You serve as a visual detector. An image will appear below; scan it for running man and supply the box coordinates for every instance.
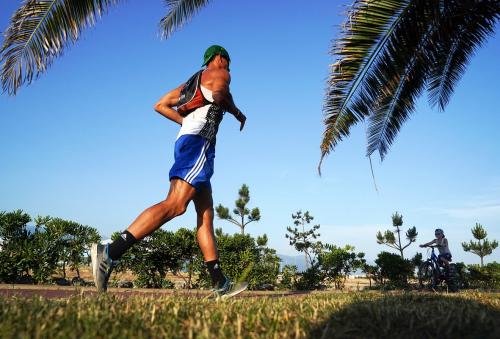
[420,228,452,266]
[91,45,247,298]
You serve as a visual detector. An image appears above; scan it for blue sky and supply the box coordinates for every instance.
[1,1,499,265]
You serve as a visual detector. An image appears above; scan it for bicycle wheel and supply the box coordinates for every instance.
[418,262,437,290]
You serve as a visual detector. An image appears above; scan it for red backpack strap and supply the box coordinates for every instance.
[177,70,208,116]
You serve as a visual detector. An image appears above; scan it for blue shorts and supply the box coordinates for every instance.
[169,134,215,191]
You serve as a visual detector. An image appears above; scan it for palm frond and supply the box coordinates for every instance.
[368,0,499,159]
[428,1,500,111]
[0,0,119,95]
[320,0,411,167]
[365,46,429,159]
[366,1,440,159]
[159,0,210,39]
[320,0,500,170]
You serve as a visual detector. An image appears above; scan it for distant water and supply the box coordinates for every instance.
[278,254,308,272]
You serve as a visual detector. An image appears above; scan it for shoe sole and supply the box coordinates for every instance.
[90,243,98,284]
[221,281,249,300]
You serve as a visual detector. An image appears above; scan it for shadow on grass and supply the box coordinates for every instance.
[307,293,500,339]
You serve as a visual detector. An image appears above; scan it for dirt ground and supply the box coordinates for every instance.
[65,266,372,290]
[0,266,371,299]
[0,284,316,299]
[0,282,370,300]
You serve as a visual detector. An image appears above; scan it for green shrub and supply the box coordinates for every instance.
[0,210,33,283]
[319,245,365,289]
[195,229,280,290]
[1,210,100,284]
[375,251,413,288]
[279,265,298,289]
[295,264,324,290]
[117,229,187,288]
[467,262,500,289]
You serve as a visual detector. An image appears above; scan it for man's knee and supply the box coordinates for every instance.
[160,200,187,218]
[165,200,187,218]
[196,204,214,216]
[175,204,188,217]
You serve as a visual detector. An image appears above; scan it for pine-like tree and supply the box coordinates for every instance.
[285,211,322,269]
[462,223,498,267]
[215,184,260,235]
[376,212,417,259]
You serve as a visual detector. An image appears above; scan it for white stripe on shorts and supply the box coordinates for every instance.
[184,140,209,184]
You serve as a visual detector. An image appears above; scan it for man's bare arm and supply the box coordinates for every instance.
[154,84,184,125]
[210,70,246,131]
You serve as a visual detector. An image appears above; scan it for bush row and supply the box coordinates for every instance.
[1,210,498,290]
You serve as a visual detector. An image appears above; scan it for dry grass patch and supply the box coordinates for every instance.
[0,291,498,338]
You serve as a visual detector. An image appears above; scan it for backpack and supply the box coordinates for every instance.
[177,70,209,116]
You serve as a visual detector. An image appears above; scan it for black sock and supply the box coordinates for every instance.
[108,230,137,261]
[206,259,226,288]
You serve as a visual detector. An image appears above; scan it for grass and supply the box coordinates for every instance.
[0,291,498,338]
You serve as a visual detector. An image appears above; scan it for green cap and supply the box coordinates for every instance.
[202,45,230,71]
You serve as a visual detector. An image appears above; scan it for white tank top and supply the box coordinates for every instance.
[177,84,224,142]
[437,238,451,255]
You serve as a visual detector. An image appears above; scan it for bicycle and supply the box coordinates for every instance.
[418,245,459,292]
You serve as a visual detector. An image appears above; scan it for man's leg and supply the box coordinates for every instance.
[91,179,196,293]
[128,179,196,239]
[193,187,249,298]
[193,186,225,288]
[108,179,196,261]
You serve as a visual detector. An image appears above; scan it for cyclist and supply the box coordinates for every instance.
[420,228,452,266]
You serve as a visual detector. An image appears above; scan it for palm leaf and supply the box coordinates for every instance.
[1,0,119,95]
[366,1,440,159]
[159,0,210,39]
[320,0,412,171]
[367,0,499,159]
[427,1,500,111]
[320,0,500,170]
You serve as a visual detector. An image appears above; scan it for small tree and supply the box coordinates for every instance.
[376,212,417,259]
[319,244,365,289]
[279,265,298,289]
[120,229,181,288]
[29,230,61,284]
[375,251,413,287]
[0,210,100,284]
[462,223,498,267]
[295,265,324,290]
[172,227,199,289]
[285,211,322,269]
[29,216,62,284]
[254,234,281,289]
[215,184,260,235]
[195,229,280,290]
[66,223,100,279]
[361,263,380,289]
[467,262,500,289]
[0,210,34,283]
[40,217,99,280]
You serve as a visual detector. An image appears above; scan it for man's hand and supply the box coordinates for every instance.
[235,110,246,131]
[206,68,246,131]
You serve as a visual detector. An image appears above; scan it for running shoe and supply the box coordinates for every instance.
[90,243,116,293]
[209,277,248,300]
